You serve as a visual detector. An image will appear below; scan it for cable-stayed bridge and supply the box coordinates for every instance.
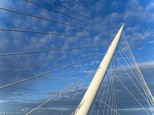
[0,0,153,115]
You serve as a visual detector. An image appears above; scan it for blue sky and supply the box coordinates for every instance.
[0,0,154,115]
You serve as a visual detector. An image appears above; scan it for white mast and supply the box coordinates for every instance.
[74,24,124,115]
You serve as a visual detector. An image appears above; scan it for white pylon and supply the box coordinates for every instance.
[74,24,124,115]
